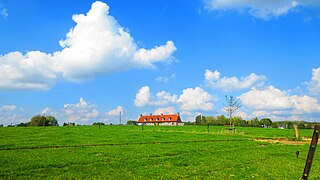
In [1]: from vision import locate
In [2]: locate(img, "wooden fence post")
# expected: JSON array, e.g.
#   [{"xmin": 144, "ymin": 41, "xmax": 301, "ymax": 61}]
[
  {"xmin": 295, "ymin": 125, "xmax": 299, "ymax": 139},
  {"xmin": 302, "ymin": 125, "xmax": 320, "ymax": 180}
]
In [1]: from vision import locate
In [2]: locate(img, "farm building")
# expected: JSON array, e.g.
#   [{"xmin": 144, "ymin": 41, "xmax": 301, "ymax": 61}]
[{"xmin": 137, "ymin": 113, "xmax": 184, "ymax": 126}]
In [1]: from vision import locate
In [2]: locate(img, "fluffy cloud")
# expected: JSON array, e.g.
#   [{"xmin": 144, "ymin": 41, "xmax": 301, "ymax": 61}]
[
  {"xmin": 106, "ymin": 106, "xmax": 123, "ymax": 116},
  {"xmin": 240, "ymin": 85, "xmax": 320, "ymax": 117},
  {"xmin": 154, "ymin": 106, "xmax": 176, "ymax": 115},
  {"xmin": 0, "ymin": 105, "xmax": 27, "ymax": 126},
  {"xmin": 134, "ymin": 41, "xmax": 177, "ymax": 67},
  {"xmin": 134, "ymin": 86, "xmax": 177, "ymax": 107},
  {"xmin": 0, "ymin": 1, "xmax": 176, "ymax": 89},
  {"xmin": 0, "ymin": 51, "xmax": 57, "ymax": 90},
  {"xmin": 204, "ymin": 0, "xmax": 320, "ymax": 19},
  {"xmin": 177, "ymin": 87, "xmax": 215, "ymax": 111},
  {"xmin": 134, "ymin": 86, "xmax": 152, "ymax": 107},
  {"xmin": 306, "ymin": 67, "xmax": 320, "ymax": 96},
  {"xmin": 290, "ymin": 95, "xmax": 320, "ymax": 114},
  {"xmin": 204, "ymin": 69, "xmax": 266, "ymax": 92},
  {"xmin": 240, "ymin": 86, "xmax": 295, "ymax": 110},
  {"xmin": 55, "ymin": 2, "xmax": 176, "ymax": 81},
  {"xmin": 134, "ymin": 86, "xmax": 214, "ymax": 111},
  {"xmin": 62, "ymin": 98, "xmax": 100, "ymax": 122}
]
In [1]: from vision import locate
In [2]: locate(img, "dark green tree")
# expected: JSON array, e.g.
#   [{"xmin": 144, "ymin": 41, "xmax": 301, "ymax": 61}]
[
  {"xmin": 195, "ymin": 115, "xmax": 206, "ymax": 125},
  {"xmin": 17, "ymin": 122, "xmax": 29, "ymax": 127},
  {"xmin": 271, "ymin": 122, "xmax": 279, "ymax": 128},
  {"xmin": 251, "ymin": 117, "xmax": 260, "ymax": 127},
  {"xmin": 29, "ymin": 115, "xmax": 58, "ymax": 126},
  {"xmin": 126, "ymin": 120, "xmax": 137, "ymax": 125},
  {"xmin": 297, "ymin": 122, "xmax": 306, "ymax": 129},
  {"xmin": 92, "ymin": 122, "xmax": 105, "ymax": 126},
  {"xmin": 63, "ymin": 122, "xmax": 75, "ymax": 126},
  {"xmin": 260, "ymin": 118, "xmax": 272, "ymax": 127}
]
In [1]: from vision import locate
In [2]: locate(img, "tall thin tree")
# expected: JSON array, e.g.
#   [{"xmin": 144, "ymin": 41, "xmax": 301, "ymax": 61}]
[
  {"xmin": 224, "ymin": 95, "xmax": 241, "ymax": 118},
  {"xmin": 224, "ymin": 95, "xmax": 241, "ymax": 129}
]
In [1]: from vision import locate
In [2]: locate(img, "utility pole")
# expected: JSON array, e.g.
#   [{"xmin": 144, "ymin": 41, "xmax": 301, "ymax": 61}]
[
  {"xmin": 43, "ymin": 113, "xmax": 46, "ymax": 128},
  {"xmin": 119, "ymin": 111, "xmax": 122, "ymax": 125}
]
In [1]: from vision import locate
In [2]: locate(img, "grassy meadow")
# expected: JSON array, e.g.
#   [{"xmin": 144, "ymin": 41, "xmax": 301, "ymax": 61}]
[{"xmin": 0, "ymin": 125, "xmax": 319, "ymax": 179}]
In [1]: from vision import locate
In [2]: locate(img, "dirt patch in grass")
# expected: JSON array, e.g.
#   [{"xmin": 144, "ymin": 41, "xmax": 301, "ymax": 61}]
[{"xmin": 252, "ymin": 137, "xmax": 311, "ymax": 145}]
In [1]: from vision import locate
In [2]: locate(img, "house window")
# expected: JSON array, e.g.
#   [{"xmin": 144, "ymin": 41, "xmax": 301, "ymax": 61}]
[
  {"xmin": 156, "ymin": 118, "xmax": 159, "ymax": 121},
  {"xmin": 144, "ymin": 118, "xmax": 147, "ymax": 122},
  {"xmin": 150, "ymin": 118, "xmax": 153, "ymax": 121},
  {"xmin": 169, "ymin": 117, "xmax": 172, "ymax": 121}
]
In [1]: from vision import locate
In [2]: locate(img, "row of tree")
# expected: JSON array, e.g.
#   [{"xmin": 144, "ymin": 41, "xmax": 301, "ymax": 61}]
[
  {"xmin": 187, "ymin": 115, "xmax": 272, "ymax": 127},
  {"xmin": 184, "ymin": 115, "xmax": 315, "ymax": 129}
]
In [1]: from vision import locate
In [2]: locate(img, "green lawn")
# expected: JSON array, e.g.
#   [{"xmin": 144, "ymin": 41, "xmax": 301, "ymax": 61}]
[{"xmin": 0, "ymin": 125, "xmax": 319, "ymax": 179}]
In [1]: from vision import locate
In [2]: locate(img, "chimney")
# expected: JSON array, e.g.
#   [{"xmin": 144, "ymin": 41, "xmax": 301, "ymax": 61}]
[
  {"xmin": 177, "ymin": 112, "xmax": 180, "ymax": 116},
  {"xmin": 150, "ymin": 113, "xmax": 152, "ymax": 116},
  {"xmin": 161, "ymin": 113, "xmax": 163, "ymax": 116},
  {"xmin": 140, "ymin": 114, "xmax": 142, "ymax": 116}
]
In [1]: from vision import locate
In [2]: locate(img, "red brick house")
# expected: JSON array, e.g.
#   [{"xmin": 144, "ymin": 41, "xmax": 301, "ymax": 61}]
[{"xmin": 137, "ymin": 113, "xmax": 184, "ymax": 126}]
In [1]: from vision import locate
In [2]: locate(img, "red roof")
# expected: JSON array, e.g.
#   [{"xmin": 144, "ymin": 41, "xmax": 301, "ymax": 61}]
[{"xmin": 138, "ymin": 114, "xmax": 182, "ymax": 123}]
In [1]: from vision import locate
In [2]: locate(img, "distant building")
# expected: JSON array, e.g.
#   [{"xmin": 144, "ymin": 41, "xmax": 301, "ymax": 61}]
[{"xmin": 137, "ymin": 113, "xmax": 184, "ymax": 126}]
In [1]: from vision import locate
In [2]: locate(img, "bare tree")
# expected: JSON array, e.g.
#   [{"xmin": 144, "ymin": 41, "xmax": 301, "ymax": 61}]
[{"xmin": 224, "ymin": 95, "xmax": 241, "ymax": 118}]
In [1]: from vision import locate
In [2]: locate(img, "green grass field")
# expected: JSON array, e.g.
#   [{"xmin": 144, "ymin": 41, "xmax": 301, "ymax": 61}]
[{"xmin": 0, "ymin": 125, "xmax": 319, "ymax": 179}]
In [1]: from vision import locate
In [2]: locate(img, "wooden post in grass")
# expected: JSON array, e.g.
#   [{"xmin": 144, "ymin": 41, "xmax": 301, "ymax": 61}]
[
  {"xmin": 301, "ymin": 125, "xmax": 320, "ymax": 180},
  {"xmin": 99, "ymin": 122, "xmax": 101, "ymax": 130},
  {"xmin": 294, "ymin": 125, "xmax": 299, "ymax": 139},
  {"xmin": 207, "ymin": 123, "xmax": 209, "ymax": 133},
  {"xmin": 142, "ymin": 124, "xmax": 144, "ymax": 131}
]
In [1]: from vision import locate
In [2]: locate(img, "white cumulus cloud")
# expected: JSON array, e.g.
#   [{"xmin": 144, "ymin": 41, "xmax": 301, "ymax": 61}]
[
  {"xmin": 204, "ymin": 0, "xmax": 320, "ymax": 19},
  {"xmin": 62, "ymin": 98, "xmax": 99, "ymax": 123},
  {"xmin": 134, "ymin": 86, "xmax": 214, "ymax": 111},
  {"xmin": 55, "ymin": 1, "xmax": 176, "ymax": 81},
  {"xmin": 0, "ymin": 1, "xmax": 176, "ymax": 89},
  {"xmin": 239, "ymin": 86, "xmax": 295, "ymax": 110},
  {"xmin": 306, "ymin": 67, "xmax": 320, "ymax": 96},
  {"xmin": 290, "ymin": 95, "xmax": 320, "ymax": 114},
  {"xmin": 134, "ymin": 86, "xmax": 152, "ymax": 107},
  {"xmin": 0, "ymin": 51, "xmax": 57, "ymax": 90},
  {"xmin": 204, "ymin": 69, "xmax": 266, "ymax": 92},
  {"xmin": 240, "ymin": 85, "xmax": 320, "ymax": 118},
  {"xmin": 154, "ymin": 106, "xmax": 177, "ymax": 115},
  {"xmin": 177, "ymin": 87, "xmax": 215, "ymax": 111},
  {"xmin": 0, "ymin": 104, "xmax": 28, "ymax": 126},
  {"xmin": 134, "ymin": 86, "xmax": 177, "ymax": 107},
  {"xmin": 106, "ymin": 106, "xmax": 123, "ymax": 116},
  {"xmin": 134, "ymin": 41, "xmax": 176, "ymax": 67}
]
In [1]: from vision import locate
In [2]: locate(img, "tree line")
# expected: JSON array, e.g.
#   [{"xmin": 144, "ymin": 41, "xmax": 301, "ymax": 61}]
[
  {"xmin": 1, "ymin": 113, "xmax": 317, "ymax": 129},
  {"xmin": 183, "ymin": 115, "xmax": 316, "ymax": 129}
]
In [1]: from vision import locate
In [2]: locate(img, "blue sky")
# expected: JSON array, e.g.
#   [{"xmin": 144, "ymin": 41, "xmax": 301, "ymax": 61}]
[{"xmin": 0, "ymin": 0, "xmax": 320, "ymax": 125}]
